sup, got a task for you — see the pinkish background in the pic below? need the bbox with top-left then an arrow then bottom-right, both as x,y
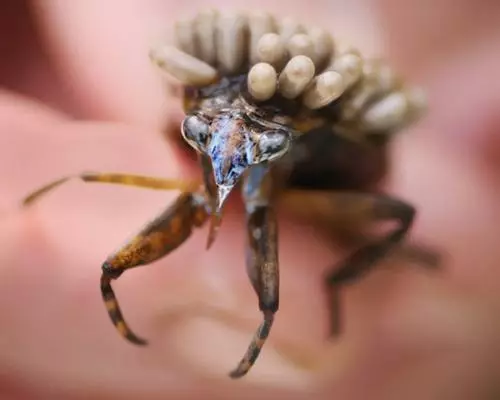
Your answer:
1,1 -> 500,399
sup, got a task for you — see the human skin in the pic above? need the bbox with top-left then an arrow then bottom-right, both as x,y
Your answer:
1,1 -> 500,399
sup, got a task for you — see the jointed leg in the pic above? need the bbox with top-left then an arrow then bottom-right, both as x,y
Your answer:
280,189 -> 440,336
22,172 -> 199,206
322,192 -> 415,336
100,187 -> 210,345
327,237 -> 441,336
230,165 -> 279,379
22,171 -> 213,345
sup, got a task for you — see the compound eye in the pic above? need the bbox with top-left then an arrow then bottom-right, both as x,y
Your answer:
181,114 -> 210,153
255,130 -> 290,163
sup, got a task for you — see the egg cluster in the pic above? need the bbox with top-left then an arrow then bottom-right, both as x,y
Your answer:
149,10 -> 427,135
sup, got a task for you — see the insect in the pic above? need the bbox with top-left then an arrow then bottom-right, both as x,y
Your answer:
21,10 -> 439,378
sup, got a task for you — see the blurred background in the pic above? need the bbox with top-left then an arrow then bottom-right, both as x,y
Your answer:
0,0 -> 383,126
1,0 -> 500,399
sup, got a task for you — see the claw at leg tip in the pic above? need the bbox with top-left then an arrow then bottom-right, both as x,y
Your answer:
206,211 -> 222,250
228,365 -> 248,379
128,335 -> 148,346
206,230 -> 217,250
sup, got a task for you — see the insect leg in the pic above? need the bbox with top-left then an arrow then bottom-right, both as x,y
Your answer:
280,190 -> 437,336
325,192 -> 416,336
101,187 -> 209,345
279,189 -> 440,269
229,165 -> 279,379
22,172 -> 198,206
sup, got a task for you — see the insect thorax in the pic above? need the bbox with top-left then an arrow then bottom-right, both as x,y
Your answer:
182,73 -> 333,138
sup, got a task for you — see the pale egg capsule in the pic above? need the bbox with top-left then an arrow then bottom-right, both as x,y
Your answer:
278,55 -> 315,99
256,33 -> 287,70
248,62 -> 278,101
302,70 -> 345,109
149,45 -> 218,86
216,12 -> 248,74
307,27 -> 334,69
278,16 -> 304,44
174,18 -> 197,56
248,12 -> 277,65
194,9 -> 218,65
287,33 -> 316,60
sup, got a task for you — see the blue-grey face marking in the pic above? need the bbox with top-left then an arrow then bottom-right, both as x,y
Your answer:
207,113 -> 290,187
181,110 -> 291,213
207,113 -> 251,188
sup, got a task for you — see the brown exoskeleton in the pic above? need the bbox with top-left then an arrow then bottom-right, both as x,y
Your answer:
21,10 -> 440,378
